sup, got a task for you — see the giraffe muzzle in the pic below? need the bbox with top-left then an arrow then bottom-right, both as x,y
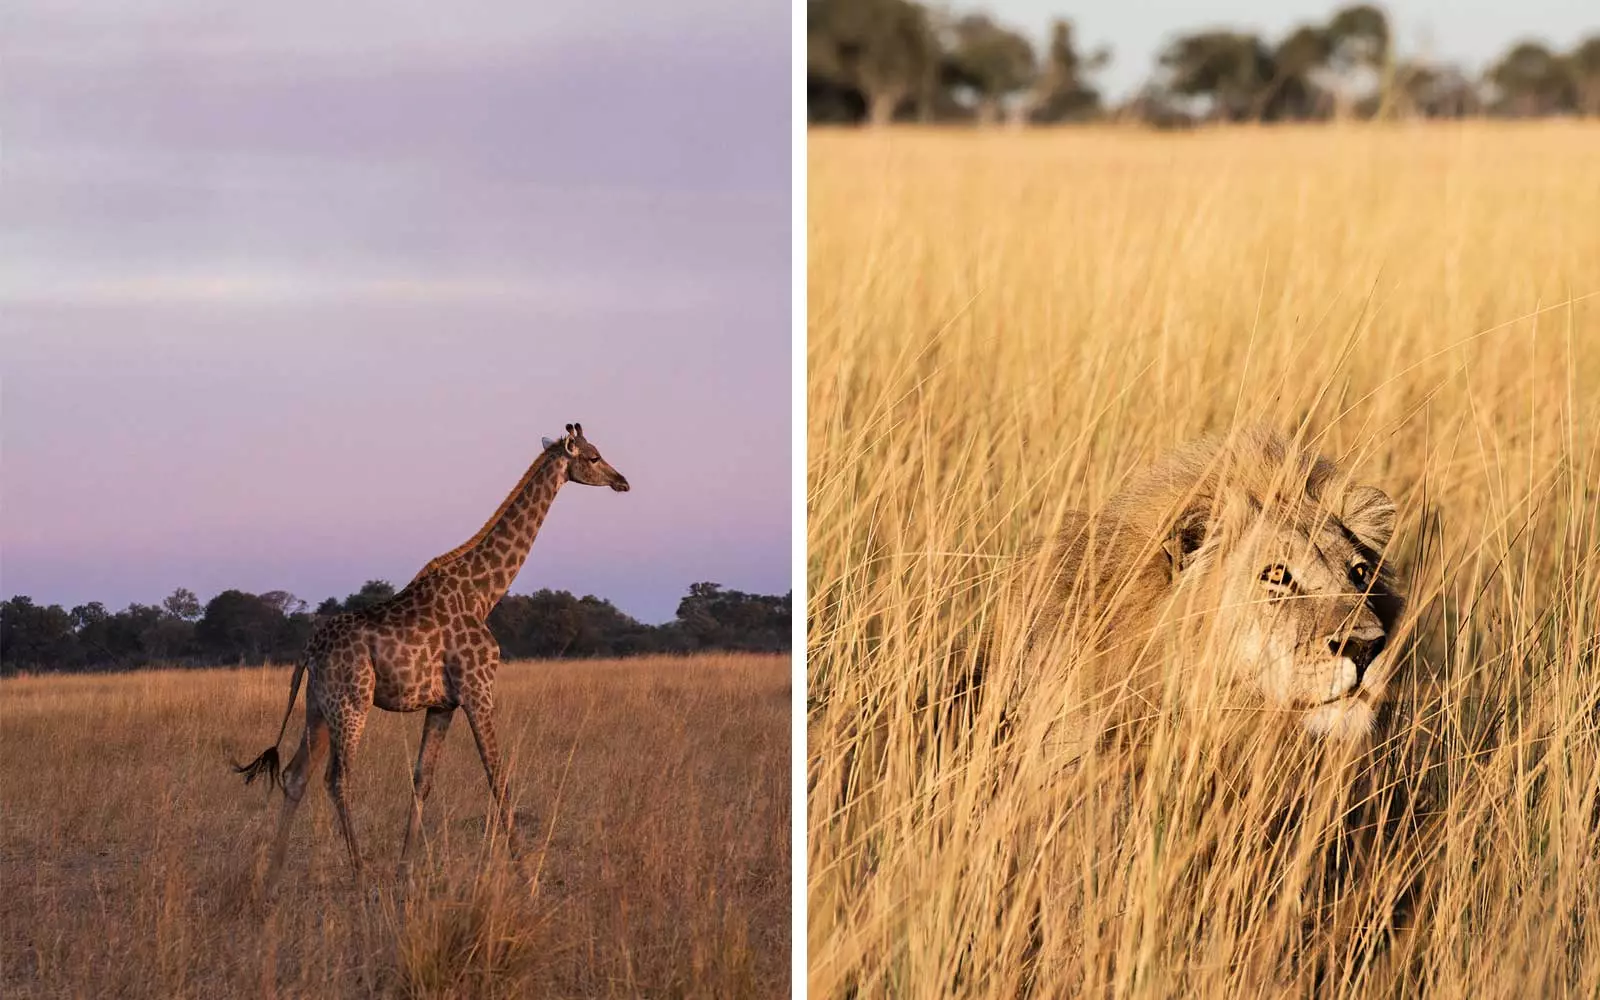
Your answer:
610,474 -> 630,492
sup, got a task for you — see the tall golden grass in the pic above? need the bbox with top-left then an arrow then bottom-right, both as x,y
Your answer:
807,124 -> 1600,998
1,653 -> 789,998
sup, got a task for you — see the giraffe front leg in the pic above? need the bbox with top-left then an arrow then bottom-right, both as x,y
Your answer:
463,701 -> 523,854
400,706 -> 454,870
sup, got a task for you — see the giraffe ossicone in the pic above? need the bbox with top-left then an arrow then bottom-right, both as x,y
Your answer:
234,421 -> 630,889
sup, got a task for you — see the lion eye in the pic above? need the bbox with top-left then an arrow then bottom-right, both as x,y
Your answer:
1350,563 -> 1372,588
1259,564 -> 1293,588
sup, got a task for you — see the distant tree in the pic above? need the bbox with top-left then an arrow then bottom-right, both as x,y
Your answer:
676,582 -> 725,646
1567,35 -> 1600,116
525,590 -> 583,656
342,580 -> 396,613
1029,19 -> 1109,123
808,74 -> 868,124
572,595 -> 656,656
162,587 -> 202,621
276,610 -> 317,660
140,613 -> 197,661
0,597 -> 81,672
808,0 -> 938,125
196,590 -> 283,662
259,590 -> 308,617
1118,83 -> 1192,128
804,2 -> 1596,127
69,601 -> 129,666
674,582 -> 790,652
1393,60 -> 1481,118
1488,40 -> 1576,116
490,589 -> 584,658
4,578 -> 790,673
107,604 -> 167,662
488,591 -> 542,657
69,601 -> 109,631
942,13 -> 1037,124
316,597 -> 343,616
1324,3 -> 1391,115
1261,25 -> 1333,120
1158,31 -> 1276,122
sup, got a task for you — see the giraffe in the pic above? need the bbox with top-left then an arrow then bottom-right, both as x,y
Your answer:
234,422 -> 629,888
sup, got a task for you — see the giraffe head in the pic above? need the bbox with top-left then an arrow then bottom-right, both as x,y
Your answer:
544,422 -> 630,492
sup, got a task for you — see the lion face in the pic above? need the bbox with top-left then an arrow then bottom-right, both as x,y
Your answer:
1009,430 -> 1406,755
1200,504 -> 1400,741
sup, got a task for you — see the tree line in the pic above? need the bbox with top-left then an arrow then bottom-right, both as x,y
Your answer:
808,0 -> 1600,126
0,581 -> 789,675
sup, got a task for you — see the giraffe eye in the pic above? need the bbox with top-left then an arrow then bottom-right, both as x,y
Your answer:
1259,564 -> 1293,588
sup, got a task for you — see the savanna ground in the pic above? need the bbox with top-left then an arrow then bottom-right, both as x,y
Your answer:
808,124 -> 1600,998
1,653 -> 789,998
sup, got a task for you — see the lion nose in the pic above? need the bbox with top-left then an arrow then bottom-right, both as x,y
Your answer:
1327,634 -> 1386,681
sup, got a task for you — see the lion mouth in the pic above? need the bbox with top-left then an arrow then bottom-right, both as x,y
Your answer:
1304,688 -> 1368,709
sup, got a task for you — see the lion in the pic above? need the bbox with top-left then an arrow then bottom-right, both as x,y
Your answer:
993,426 -> 1406,756
943,429 -> 1417,990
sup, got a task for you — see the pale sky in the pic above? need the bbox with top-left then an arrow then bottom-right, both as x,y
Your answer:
979,0 -> 1598,97
1,0 -> 790,624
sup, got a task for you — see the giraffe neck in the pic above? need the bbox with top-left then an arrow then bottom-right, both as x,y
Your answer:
414,451 -> 568,619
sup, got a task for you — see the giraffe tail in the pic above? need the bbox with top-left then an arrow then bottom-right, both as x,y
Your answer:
233,745 -> 281,791
232,654 -> 308,794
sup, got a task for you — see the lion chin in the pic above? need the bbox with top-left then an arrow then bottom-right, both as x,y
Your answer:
1302,697 -> 1376,741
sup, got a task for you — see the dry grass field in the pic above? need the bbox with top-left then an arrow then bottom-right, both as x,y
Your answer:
1,653 -> 789,998
808,124 -> 1600,998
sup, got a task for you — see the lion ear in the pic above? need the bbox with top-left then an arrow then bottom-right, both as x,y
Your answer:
1343,485 -> 1396,553
1162,507 -> 1210,583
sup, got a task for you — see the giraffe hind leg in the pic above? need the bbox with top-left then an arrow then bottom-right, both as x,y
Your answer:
266,709 -> 328,892
325,713 -> 368,878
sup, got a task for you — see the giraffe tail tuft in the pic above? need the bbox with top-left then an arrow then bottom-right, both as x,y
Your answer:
234,746 -> 282,792
233,653 -> 307,795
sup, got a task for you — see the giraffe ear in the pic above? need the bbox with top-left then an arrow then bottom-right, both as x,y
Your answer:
563,436 -> 579,457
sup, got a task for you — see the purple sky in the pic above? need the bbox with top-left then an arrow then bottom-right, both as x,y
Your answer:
2,1 -> 790,624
